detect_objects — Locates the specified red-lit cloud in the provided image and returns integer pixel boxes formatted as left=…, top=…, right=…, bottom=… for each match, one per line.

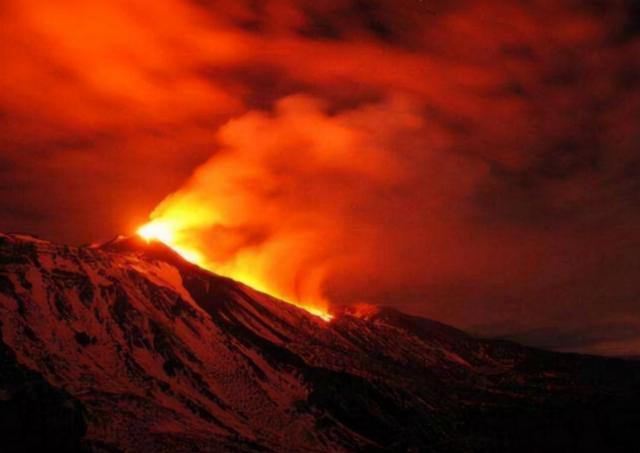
left=1, top=0, right=639, bottom=354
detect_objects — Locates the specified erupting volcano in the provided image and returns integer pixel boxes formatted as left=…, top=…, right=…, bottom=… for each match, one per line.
left=1, top=232, right=639, bottom=452
left=2, top=0, right=640, bottom=451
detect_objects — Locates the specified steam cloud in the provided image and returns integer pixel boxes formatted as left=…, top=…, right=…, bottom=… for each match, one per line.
left=147, top=95, right=491, bottom=310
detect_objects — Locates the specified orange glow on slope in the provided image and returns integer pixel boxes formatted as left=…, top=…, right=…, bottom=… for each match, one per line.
left=136, top=220, right=333, bottom=322
left=138, top=221, right=204, bottom=265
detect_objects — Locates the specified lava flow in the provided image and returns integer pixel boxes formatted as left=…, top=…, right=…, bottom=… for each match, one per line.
left=137, top=220, right=333, bottom=321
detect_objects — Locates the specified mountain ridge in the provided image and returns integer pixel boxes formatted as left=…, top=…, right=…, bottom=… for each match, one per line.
left=1, top=232, right=639, bottom=452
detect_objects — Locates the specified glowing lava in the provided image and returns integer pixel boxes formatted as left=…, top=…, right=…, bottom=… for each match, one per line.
left=138, top=221, right=204, bottom=265
left=136, top=220, right=333, bottom=322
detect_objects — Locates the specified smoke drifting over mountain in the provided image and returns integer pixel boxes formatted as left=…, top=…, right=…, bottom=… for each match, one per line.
left=144, top=95, right=492, bottom=313
left=1, top=0, right=639, bottom=354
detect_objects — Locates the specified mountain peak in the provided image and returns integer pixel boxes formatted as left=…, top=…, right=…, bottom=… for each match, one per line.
left=95, top=234, right=195, bottom=267
left=1, top=232, right=639, bottom=452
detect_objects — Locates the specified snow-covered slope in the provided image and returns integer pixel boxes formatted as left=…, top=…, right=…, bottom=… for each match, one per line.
left=1, top=233, right=639, bottom=452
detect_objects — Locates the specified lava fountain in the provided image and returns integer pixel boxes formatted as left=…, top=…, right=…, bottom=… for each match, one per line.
left=137, top=219, right=333, bottom=322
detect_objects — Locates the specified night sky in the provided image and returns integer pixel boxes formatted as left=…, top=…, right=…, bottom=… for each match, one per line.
left=1, top=0, right=639, bottom=355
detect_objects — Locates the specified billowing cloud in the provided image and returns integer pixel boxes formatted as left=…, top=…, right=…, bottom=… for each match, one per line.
left=1, top=0, right=639, bottom=354
left=143, top=94, right=490, bottom=311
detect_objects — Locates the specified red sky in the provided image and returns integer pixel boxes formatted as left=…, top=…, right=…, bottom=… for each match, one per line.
left=1, top=0, right=639, bottom=355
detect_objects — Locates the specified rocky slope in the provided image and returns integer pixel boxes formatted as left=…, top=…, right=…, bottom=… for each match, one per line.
left=1, top=232, right=639, bottom=452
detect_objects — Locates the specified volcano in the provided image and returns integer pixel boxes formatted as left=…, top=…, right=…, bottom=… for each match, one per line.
left=0, top=232, right=638, bottom=452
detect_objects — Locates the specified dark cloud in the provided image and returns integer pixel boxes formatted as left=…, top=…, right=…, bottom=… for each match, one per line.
left=0, top=0, right=639, bottom=354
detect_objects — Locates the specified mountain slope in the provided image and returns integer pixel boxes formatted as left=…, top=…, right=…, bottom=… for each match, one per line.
left=0, top=232, right=639, bottom=452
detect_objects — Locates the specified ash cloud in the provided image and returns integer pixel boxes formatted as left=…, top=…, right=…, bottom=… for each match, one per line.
left=1, top=0, right=639, bottom=354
